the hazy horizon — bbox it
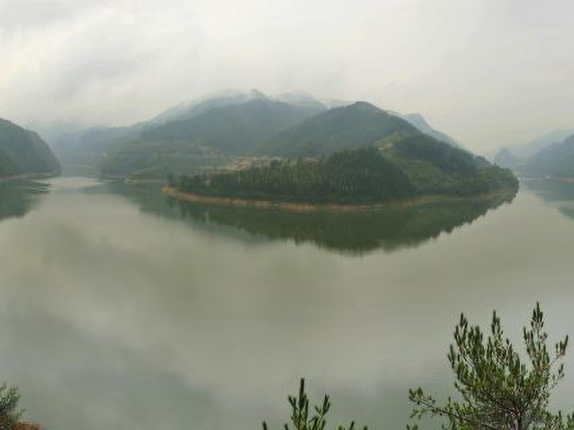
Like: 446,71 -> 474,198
1,0 -> 573,152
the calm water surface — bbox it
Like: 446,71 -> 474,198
1,177 -> 574,430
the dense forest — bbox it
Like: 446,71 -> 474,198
259,101 -> 420,157
173,147 -> 414,204
171,139 -> 518,204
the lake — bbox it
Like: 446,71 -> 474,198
1,177 -> 574,430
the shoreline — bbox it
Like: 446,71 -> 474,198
519,176 -> 574,183
0,171 -> 60,184
162,187 -> 518,213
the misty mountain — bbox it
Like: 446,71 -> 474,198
52,89 -> 323,161
147,89 -> 271,126
494,148 -> 520,169
0,118 -> 61,178
51,90 -> 466,178
522,134 -> 574,178
100,98 -> 323,177
402,113 -> 462,148
142,98 -> 323,153
275,92 -> 329,110
54,126 -> 137,154
497,129 -> 574,161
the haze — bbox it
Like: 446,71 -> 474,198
0,0 -> 573,152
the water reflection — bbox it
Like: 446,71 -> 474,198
109,184 -> 516,255
0,181 -> 51,222
521,179 -> 574,220
1,178 -> 573,430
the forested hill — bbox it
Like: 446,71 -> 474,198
0,119 -> 61,178
172,142 -> 518,205
140,98 -> 323,154
100,99 -> 323,177
51,91 -> 466,179
260,102 -> 422,157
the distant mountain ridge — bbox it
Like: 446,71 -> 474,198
522,134 -> 574,178
402,113 -> 462,148
507,129 -> 574,159
493,129 -> 574,178
0,118 -> 60,178
49,89 -> 466,178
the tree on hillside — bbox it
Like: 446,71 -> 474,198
408,303 -> 574,430
263,379 -> 367,430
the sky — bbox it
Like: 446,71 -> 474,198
0,0 -> 573,152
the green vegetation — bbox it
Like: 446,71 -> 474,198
165,100 -> 517,204
172,138 -> 518,205
380,133 -> 518,196
100,99 -> 321,177
0,383 -> 22,430
262,379 -> 366,430
174,147 -> 414,204
0,119 -> 60,178
142,99 -> 321,154
56,94 -> 473,179
260,102 -> 421,157
409,303 -> 574,430
266,305 -> 573,430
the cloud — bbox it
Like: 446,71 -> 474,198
0,0 -> 573,150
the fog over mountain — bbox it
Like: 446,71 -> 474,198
1,0 -> 574,152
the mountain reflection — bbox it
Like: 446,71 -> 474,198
0,181 -> 51,222
109,184 -> 516,255
521,179 -> 574,220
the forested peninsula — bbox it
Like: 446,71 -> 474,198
167,144 -> 517,209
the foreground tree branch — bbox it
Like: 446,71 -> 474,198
408,303 -> 574,430
263,379 -> 367,430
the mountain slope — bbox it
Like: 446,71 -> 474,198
0,119 -> 60,178
496,129 -> 574,162
142,98 -> 323,153
523,134 -> 574,177
402,113 -> 462,148
494,148 -> 520,169
260,102 -> 421,157
101,99 -> 322,177
379,133 -> 516,196
147,90 -> 268,126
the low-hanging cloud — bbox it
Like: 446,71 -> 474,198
0,0 -> 573,151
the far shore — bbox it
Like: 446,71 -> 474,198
162,187 -> 517,214
519,175 -> 574,183
0,171 -> 59,184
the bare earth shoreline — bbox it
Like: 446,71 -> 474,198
162,187 -> 518,213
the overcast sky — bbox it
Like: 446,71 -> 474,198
0,0 -> 573,151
